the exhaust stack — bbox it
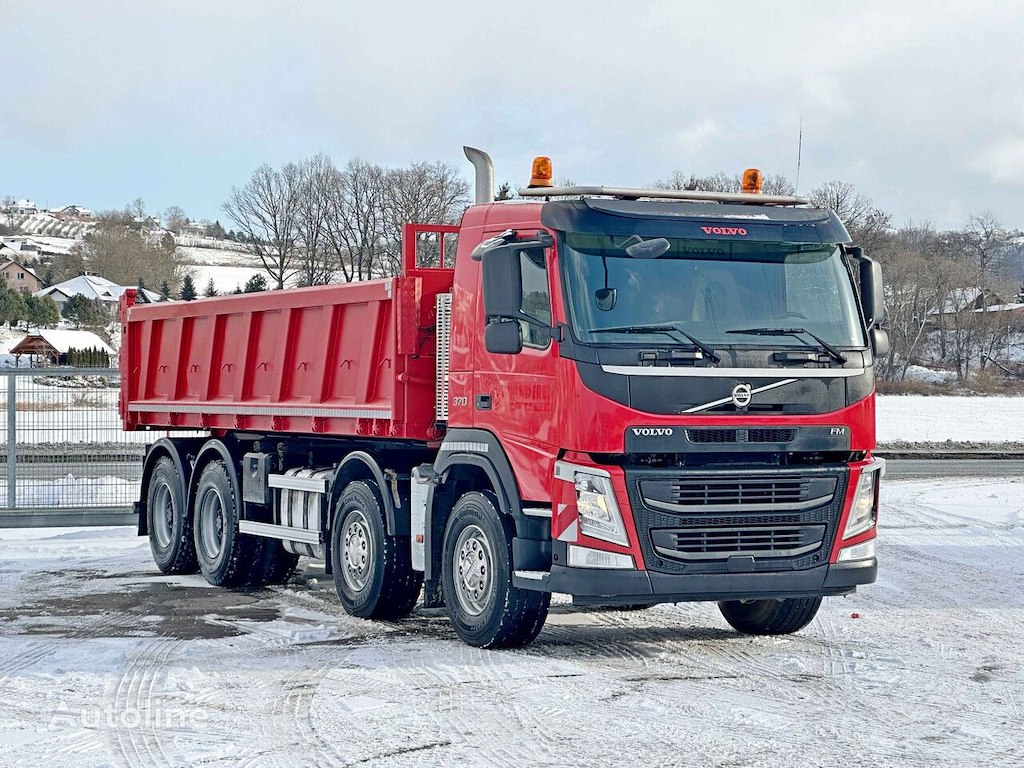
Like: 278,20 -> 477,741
463,146 -> 494,205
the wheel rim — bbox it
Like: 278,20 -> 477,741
453,524 -> 495,617
196,485 -> 226,562
151,481 -> 174,550
341,509 -> 374,593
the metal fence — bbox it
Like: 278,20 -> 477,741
0,368 -> 165,527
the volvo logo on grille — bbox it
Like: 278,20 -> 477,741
631,427 -> 674,437
731,383 -> 752,408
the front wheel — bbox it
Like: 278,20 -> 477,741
718,597 -> 821,635
441,491 -> 549,648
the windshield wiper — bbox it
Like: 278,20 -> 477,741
726,327 -> 848,365
592,323 -> 721,363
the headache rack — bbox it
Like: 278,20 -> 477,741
516,185 -> 810,207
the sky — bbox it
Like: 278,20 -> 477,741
2,0 -> 1023,231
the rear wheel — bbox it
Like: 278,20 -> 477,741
441,491 -> 549,648
192,459 -> 260,587
330,480 -> 421,620
718,597 -> 821,635
146,457 -> 198,574
249,539 -> 300,586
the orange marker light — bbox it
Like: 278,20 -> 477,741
529,156 -> 554,188
741,168 -> 763,194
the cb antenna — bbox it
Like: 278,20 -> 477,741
795,116 -> 803,193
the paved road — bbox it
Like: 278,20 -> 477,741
885,458 -> 1024,480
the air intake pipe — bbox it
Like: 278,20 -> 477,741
464,146 -> 494,205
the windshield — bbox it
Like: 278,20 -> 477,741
560,233 -> 866,348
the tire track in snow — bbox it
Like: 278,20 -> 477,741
108,637 -> 180,768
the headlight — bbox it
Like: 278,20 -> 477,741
574,472 -> 629,546
843,467 -> 880,539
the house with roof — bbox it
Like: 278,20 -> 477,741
0,256 -> 40,293
48,204 -> 93,219
9,329 -> 114,367
34,274 -> 161,311
3,200 -> 38,215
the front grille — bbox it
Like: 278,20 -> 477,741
640,476 -> 837,513
626,467 -> 848,575
651,524 -> 826,561
686,427 -> 796,444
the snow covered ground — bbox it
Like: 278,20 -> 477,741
876,395 -> 1023,443
0,477 -> 1020,767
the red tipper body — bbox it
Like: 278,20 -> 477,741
120,225 -> 455,442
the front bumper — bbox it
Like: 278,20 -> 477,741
513,558 -> 876,607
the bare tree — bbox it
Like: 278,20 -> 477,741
128,197 -> 147,220
164,206 -> 189,233
223,163 -> 303,289
322,158 -> 388,282
69,209 -> 182,289
294,154 -> 337,286
380,161 -> 469,274
959,212 -> 1011,286
809,180 -> 891,252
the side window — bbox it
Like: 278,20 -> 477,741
518,248 -> 552,349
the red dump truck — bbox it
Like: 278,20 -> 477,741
121,148 -> 887,647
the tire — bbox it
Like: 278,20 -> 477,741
330,480 -> 422,620
718,597 -> 822,636
192,459 -> 261,587
146,456 -> 198,575
441,491 -> 550,649
249,539 -> 300,587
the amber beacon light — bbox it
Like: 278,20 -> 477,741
529,156 -> 554,188
741,168 -> 764,194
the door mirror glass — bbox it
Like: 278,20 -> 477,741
870,327 -> 890,358
481,245 -> 523,319
485,320 -> 523,354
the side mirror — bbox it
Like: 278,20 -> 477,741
870,327 -> 890,358
481,245 -> 524,320
485,320 -> 523,354
857,253 -> 886,327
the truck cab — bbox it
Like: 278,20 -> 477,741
421,151 -> 885,645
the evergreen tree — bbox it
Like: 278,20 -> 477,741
61,294 -> 110,328
0,283 -> 28,327
160,280 -> 172,300
243,273 -> 268,293
26,295 -> 60,328
203,278 -> 218,298
179,274 -> 197,301
494,181 -> 515,201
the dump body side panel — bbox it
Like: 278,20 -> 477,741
121,276 -> 450,441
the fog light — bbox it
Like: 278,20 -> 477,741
567,545 -> 635,570
838,538 -> 876,562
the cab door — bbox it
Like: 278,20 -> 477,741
473,243 -> 562,503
